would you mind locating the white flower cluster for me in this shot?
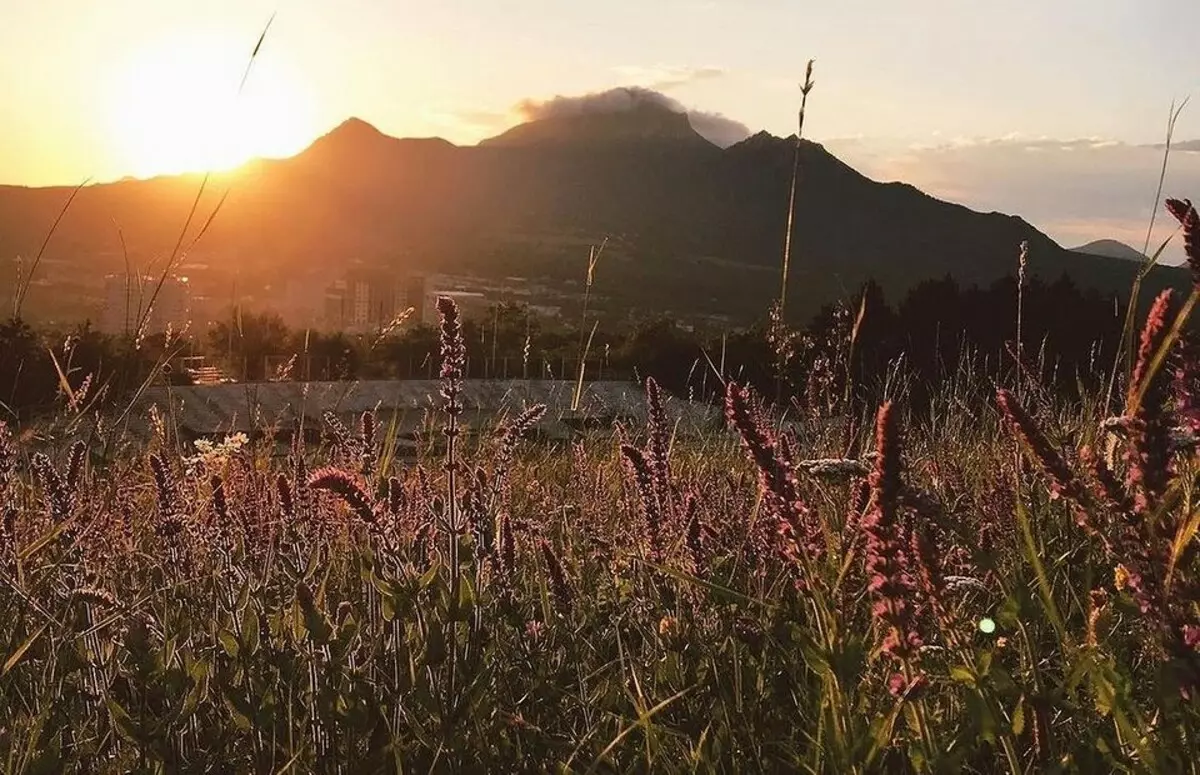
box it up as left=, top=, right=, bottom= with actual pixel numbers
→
left=184, top=432, right=249, bottom=475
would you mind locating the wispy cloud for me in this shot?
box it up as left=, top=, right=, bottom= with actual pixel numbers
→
left=515, top=86, right=751, bottom=147
left=611, top=64, right=727, bottom=90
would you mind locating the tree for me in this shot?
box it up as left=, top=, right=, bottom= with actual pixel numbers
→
left=207, top=310, right=290, bottom=381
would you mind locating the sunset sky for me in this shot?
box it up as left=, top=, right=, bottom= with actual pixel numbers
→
left=3, top=0, right=1199, bottom=249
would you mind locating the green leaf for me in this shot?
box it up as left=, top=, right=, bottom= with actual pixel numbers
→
left=218, top=630, right=240, bottom=659
left=863, top=702, right=903, bottom=768
left=418, top=563, right=440, bottom=590
left=177, top=675, right=207, bottom=723
left=243, top=607, right=261, bottom=657
left=3, top=623, right=48, bottom=675
left=950, top=665, right=977, bottom=687
left=975, top=649, right=994, bottom=677
left=995, top=594, right=1021, bottom=630
left=455, top=573, right=476, bottom=619
left=379, top=590, right=397, bottom=621
left=424, top=621, right=447, bottom=667
left=1014, top=495, right=1069, bottom=646
left=224, top=695, right=253, bottom=731
left=107, top=699, right=140, bottom=742
left=296, top=583, right=334, bottom=644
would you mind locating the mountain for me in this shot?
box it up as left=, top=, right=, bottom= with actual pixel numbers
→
left=0, top=110, right=1188, bottom=324
left=1072, top=239, right=1147, bottom=262
left=480, top=101, right=715, bottom=150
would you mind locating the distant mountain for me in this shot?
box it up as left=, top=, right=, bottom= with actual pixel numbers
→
left=480, top=101, right=715, bottom=150
left=0, top=106, right=1187, bottom=324
left=1072, top=239, right=1148, bottom=262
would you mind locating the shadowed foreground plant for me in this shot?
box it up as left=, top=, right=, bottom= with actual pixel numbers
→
left=999, top=278, right=1200, bottom=769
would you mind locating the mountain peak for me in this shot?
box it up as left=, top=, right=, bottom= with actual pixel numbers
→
left=327, top=117, right=385, bottom=141
left=1071, top=238, right=1147, bottom=262
left=300, top=118, right=456, bottom=166
left=480, top=100, right=714, bottom=150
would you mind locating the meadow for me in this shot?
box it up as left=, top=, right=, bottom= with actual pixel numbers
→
left=0, top=192, right=1198, bottom=774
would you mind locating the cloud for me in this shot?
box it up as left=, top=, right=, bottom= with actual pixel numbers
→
left=688, top=112, right=756, bottom=148
left=515, top=86, right=751, bottom=148
left=611, top=64, right=726, bottom=90
left=828, top=135, right=1200, bottom=261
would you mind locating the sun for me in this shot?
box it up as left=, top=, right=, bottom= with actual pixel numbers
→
left=108, top=32, right=317, bottom=178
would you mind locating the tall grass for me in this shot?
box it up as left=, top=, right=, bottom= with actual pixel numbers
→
left=2, top=229, right=1200, bottom=771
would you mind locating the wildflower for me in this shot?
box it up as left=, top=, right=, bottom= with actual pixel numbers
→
left=210, top=475, right=231, bottom=525
left=0, top=422, right=15, bottom=488
left=67, top=373, right=93, bottom=413
left=621, top=443, right=663, bottom=562
left=1174, top=337, right=1200, bottom=435
left=359, top=410, right=377, bottom=478
left=308, top=468, right=377, bottom=524
left=33, top=453, right=70, bottom=523
left=682, top=493, right=707, bottom=578
left=658, top=615, right=685, bottom=650
left=1125, top=290, right=1174, bottom=515
left=386, top=476, right=405, bottom=518
left=1165, top=198, right=1199, bottom=282
left=1079, top=445, right=1130, bottom=516
left=996, top=389, right=1089, bottom=507
left=437, top=296, right=465, bottom=419
left=495, top=404, right=547, bottom=490
left=73, top=586, right=119, bottom=610
left=497, top=512, right=516, bottom=579
left=725, top=382, right=821, bottom=568
left=276, top=473, right=295, bottom=519
left=184, top=433, right=249, bottom=475
left=645, top=378, right=673, bottom=516
left=1, top=507, right=15, bottom=549
left=843, top=478, right=870, bottom=544
left=910, top=521, right=947, bottom=622
left=1115, top=564, right=1131, bottom=592
left=539, top=539, right=572, bottom=617
left=861, top=403, right=923, bottom=668
left=65, top=440, right=86, bottom=497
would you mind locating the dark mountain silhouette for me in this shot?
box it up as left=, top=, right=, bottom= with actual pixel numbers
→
left=0, top=105, right=1187, bottom=323
left=481, top=101, right=715, bottom=150
left=1072, top=239, right=1147, bottom=262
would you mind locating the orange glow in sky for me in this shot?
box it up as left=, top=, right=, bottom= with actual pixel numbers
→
left=106, top=32, right=317, bottom=178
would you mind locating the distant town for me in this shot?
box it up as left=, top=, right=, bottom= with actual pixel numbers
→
left=93, top=261, right=573, bottom=340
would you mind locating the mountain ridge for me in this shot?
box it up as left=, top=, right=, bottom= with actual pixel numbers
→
left=0, top=111, right=1187, bottom=324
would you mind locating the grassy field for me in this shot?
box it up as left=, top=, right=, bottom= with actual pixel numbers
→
left=3, top=202, right=1200, bottom=773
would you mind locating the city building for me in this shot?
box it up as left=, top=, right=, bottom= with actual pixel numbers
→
left=322, top=268, right=427, bottom=332
left=101, top=273, right=192, bottom=337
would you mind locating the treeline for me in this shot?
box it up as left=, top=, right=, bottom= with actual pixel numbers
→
left=0, top=271, right=1134, bottom=418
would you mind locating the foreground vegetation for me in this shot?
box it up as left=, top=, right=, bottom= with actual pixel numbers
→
left=1, top=200, right=1200, bottom=772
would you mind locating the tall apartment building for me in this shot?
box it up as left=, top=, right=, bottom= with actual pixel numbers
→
left=101, top=274, right=192, bottom=337
left=323, top=269, right=427, bottom=332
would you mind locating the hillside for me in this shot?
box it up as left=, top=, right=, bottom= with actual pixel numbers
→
left=0, top=101, right=1187, bottom=324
